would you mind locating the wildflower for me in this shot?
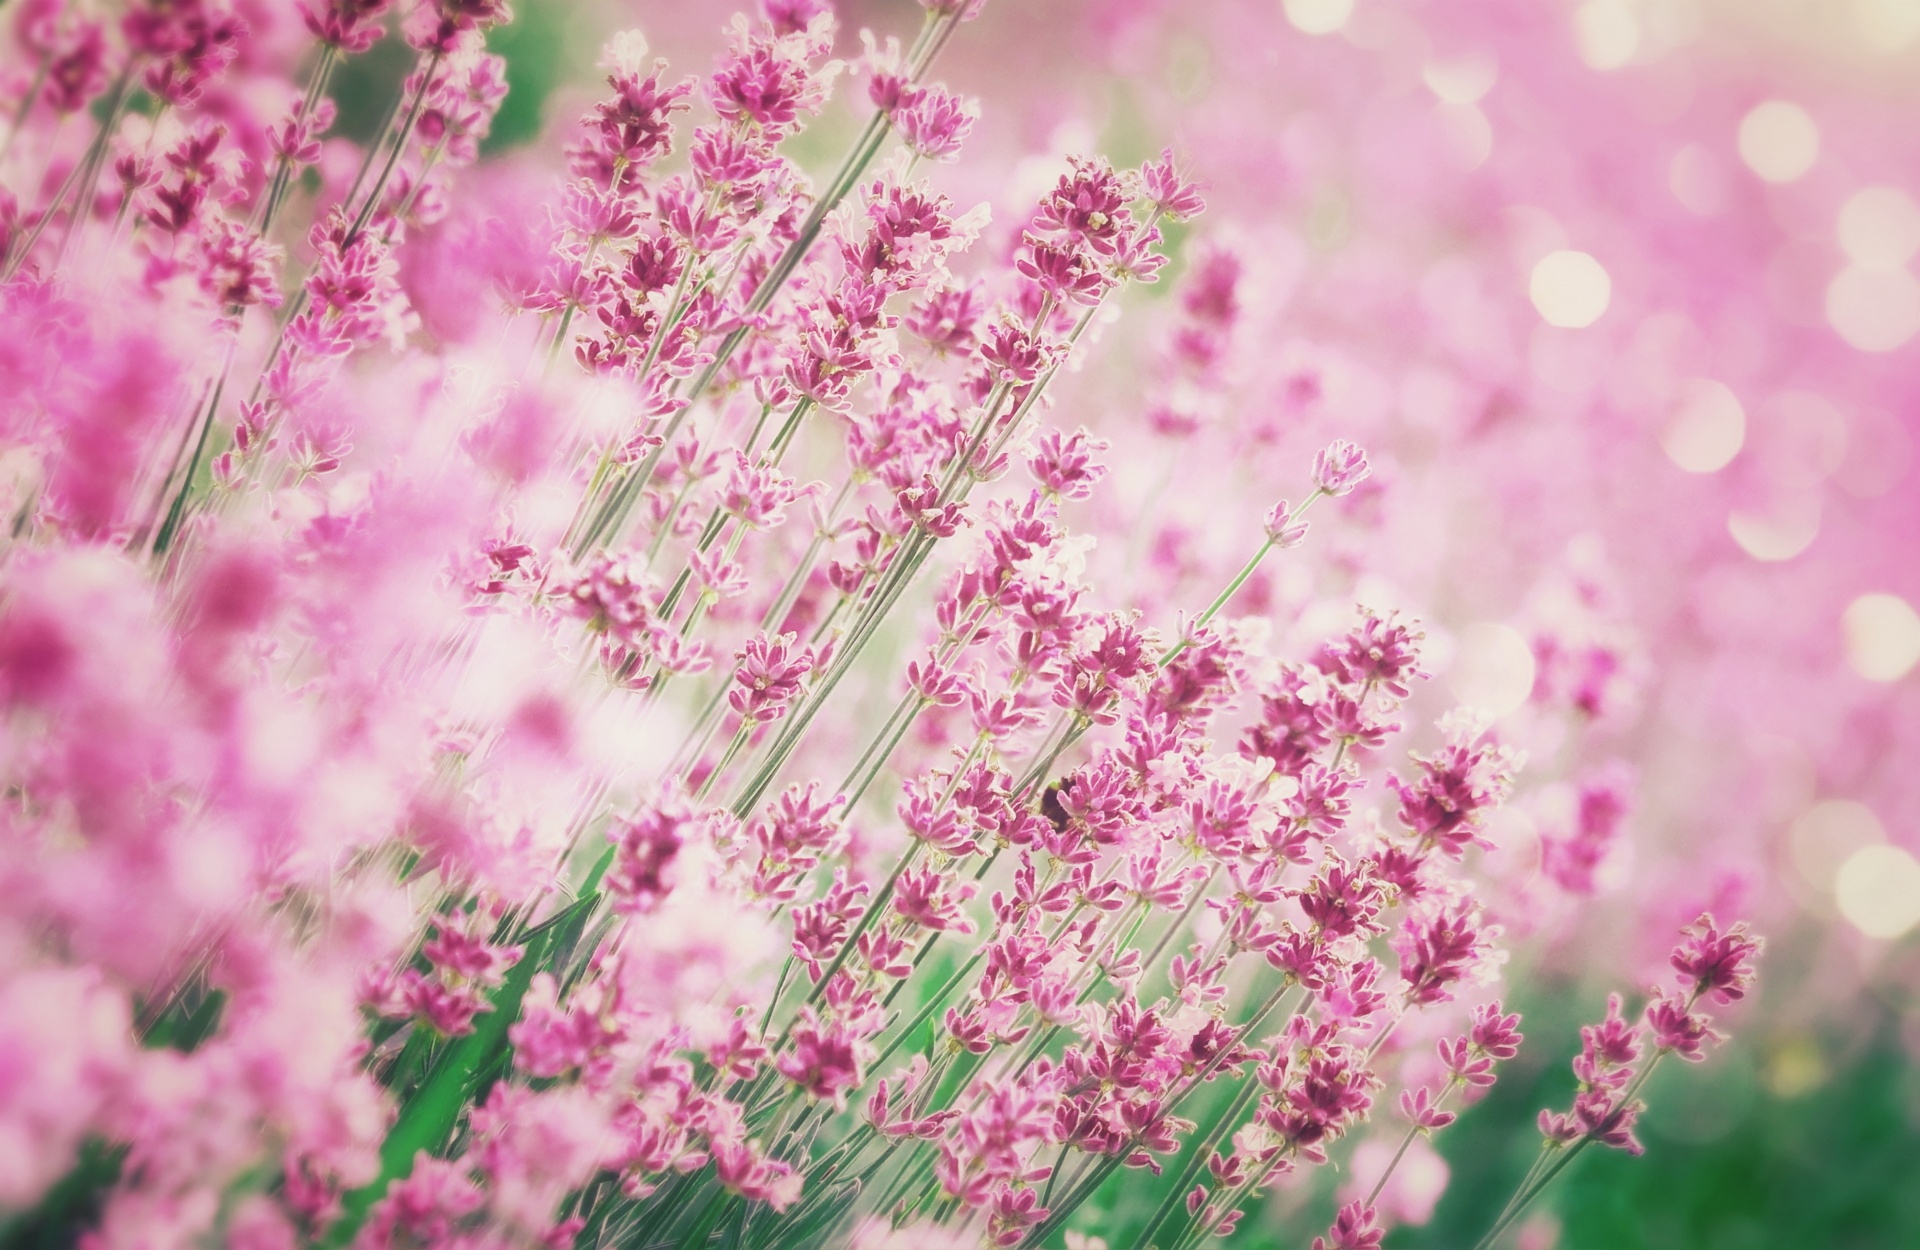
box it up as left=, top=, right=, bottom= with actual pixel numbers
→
left=606, top=793, right=695, bottom=914
left=1395, top=901, right=1499, bottom=1007
left=729, top=631, right=813, bottom=725
left=1263, top=500, right=1310, bottom=548
left=707, top=14, right=840, bottom=138
left=1312, top=1201, right=1385, bottom=1250
left=1142, top=148, right=1206, bottom=222
left=407, top=0, right=514, bottom=53
left=1389, top=715, right=1521, bottom=859
left=1669, top=913, right=1763, bottom=1004
left=792, top=871, right=870, bottom=980
left=1644, top=989, right=1721, bottom=1062
left=301, top=0, right=394, bottom=53
left=1034, top=156, right=1131, bottom=256
left=1311, top=439, right=1371, bottom=496
left=0, top=3, right=1795, bottom=1246
left=401, top=915, right=525, bottom=1036
left=571, top=63, right=694, bottom=190
left=1335, top=610, right=1427, bottom=699
left=776, top=1008, right=872, bottom=1108
left=894, top=84, right=979, bottom=162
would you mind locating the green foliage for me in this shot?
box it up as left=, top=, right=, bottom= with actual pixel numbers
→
left=0, top=1142, right=124, bottom=1250
left=482, top=0, right=573, bottom=153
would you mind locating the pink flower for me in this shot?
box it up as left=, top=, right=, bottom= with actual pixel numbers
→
left=728, top=630, right=813, bottom=725
left=1400, top=1086, right=1456, bottom=1130
left=776, top=1008, right=872, bottom=1108
left=43, top=20, right=110, bottom=114
left=1469, top=1002, right=1525, bottom=1061
left=406, top=0, right=513, bottom=53
left=1644, top=989, right=1722, bottom=1062
left=1395, top=901, right=1497, bottom=1007
left=1263, top=499, right=1310, bottom=548
left=1142, top=148, right=1205, bottom=222
left=894, top=84, right=978, bottom=162
left=1312, top=1200, right=1385, bottom=1250
left=1669, top=913, right=1763, bottom=1005
left=362, top=1155, right=485, bottom=1246
left=1028, top=427, right=1110, bottom=501
left=1575, top=993, right=1644, bottom=1085
left=1334, top=610, right=1427, bottom=699
left=719, top=453, right=799, bottom=528
left=706, top=14, right=838, bottom=139
left=1389, top=719, right=1520, bottom=859
left=893, top=864, right=980, bottom=933
left=791, top=870, right=870, bottom=980
left=1311, top=439, right=1371, bottom=496
left=571, top=64, right=694, bottom=190
left=401, top=915, right=524, bottom=1036
left=606, top=791, right=695, bottom=914
left=1543, top=767, right=1633, bottom=895
left=1573, top=1089, right=1644, bottom=1156
left=301, top=0, right=394, bottom=54
left=1033, top=157, right=1130, bottom=257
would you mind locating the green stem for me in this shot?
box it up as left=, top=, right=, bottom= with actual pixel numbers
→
left=1159, top=489, right=1325, bottom=667
left=1472, top=1141, right=1583, bottom=1250
left=255, top=44, right=341, bottom=236
left=318, top=927, right=552, bottom=1247
left=344, top=49, right=442, bottom=248
left=150, top=344, right=235, bottom=557
left=1137, top=1072, right=1264, bottom=1250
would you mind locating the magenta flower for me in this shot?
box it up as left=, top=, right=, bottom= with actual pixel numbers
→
left=606, top=792, right=694, bottom=914
left=1669, top=913, right=1764, bottom=1005
left=729, top=630, right=813, bottom=726
left=1311, top=439, right=1371, bottom=497
left=894, top=84, right=978, bottom=163
left=300, top=0, right=393, bottom=54
left=1313, top=1200, right=1385, bottom=1250
left=1645, top=989, right=1723, bottom=1063
left=776, top=1007, right=872, bottom=1108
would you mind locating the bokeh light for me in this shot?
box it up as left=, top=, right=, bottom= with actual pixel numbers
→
left=1661, top=379, right=1746, bottom=473
left=1529, top=250, right=1612, bottom=328
left=1835, top=844, right=1920, bottom=938
left=1738, top=100, right=1821, bottom=184
left=1843, top=592, right=1920, bottom=680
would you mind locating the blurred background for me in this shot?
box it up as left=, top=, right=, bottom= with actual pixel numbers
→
left=402, top=0, right=1920, bottom=1244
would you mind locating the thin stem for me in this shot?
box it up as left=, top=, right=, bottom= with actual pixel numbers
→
left=150, top=339, right=237, bottom=557
left=1472, top=1142, right=1583, bottom=1250
left=1158, top=491, right=1324, bottom=668
left=1363, top=1078, right=1463, bottom=1209
left=255, top=44, right=341, bottom=236
left=0, top=52, right=51, bottom=166
left=345, top=49, right=442, bottom=248
left=1137, top=1072, right=1263, bottom=1250
left=3, top=59, right=136, bottom=281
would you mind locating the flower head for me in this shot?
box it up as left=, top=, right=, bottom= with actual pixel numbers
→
left=1311, top=440, right=1370, bottom=497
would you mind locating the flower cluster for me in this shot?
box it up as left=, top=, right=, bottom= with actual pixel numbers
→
left=1502, top=915, right=1764, bottom=1241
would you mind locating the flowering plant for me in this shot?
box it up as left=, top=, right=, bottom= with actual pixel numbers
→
left=0, top=1, right=1810, bottom=1248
